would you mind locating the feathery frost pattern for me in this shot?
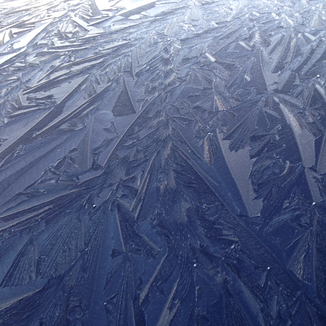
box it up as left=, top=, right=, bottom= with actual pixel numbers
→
left=0, top=0, right=326, bottom=325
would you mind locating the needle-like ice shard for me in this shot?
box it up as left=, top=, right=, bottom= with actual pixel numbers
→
left=1, top=0, right=326, bottom=325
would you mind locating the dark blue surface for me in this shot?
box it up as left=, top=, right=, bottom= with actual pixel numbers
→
left=0, top=0, right=326, bottom=325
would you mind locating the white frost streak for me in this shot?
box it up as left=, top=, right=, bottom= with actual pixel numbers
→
left=205, top=52, right=216, bottom=62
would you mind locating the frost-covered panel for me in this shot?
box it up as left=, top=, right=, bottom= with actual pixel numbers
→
left=0, top=0, right=326, bottom=325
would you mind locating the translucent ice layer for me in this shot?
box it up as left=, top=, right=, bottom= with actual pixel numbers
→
left=0, top=0, right=326, bottom=325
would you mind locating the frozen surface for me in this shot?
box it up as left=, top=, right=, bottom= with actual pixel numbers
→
left=0, top=0, right=326, bottom=324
